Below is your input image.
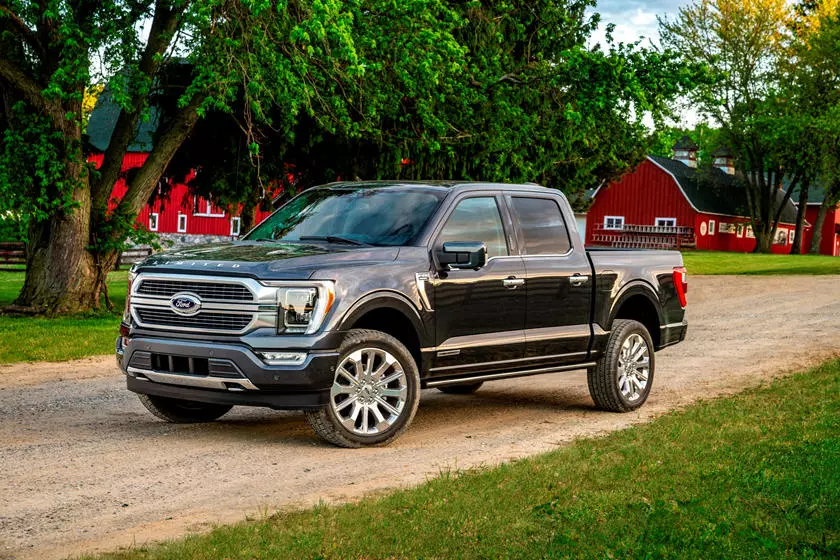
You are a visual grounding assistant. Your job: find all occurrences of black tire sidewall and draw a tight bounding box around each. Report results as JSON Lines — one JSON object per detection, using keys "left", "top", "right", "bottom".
{"left": 140, "top": 393, "right": 233, "bottom": 423}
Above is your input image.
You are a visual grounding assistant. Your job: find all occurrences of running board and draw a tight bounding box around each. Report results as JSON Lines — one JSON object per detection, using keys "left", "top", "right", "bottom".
{"left": 425, "top": 362, "right": 597, "bottom": 388}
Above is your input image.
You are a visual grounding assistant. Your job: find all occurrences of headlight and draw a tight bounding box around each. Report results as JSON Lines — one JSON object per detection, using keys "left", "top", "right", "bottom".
{"left": 263, "top": 281, "right": 335, "bottom": 334}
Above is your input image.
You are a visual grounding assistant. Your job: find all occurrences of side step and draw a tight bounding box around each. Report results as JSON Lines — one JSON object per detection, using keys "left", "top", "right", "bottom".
{"left": 424, "top": 362, "right": 597, "bottom": 388}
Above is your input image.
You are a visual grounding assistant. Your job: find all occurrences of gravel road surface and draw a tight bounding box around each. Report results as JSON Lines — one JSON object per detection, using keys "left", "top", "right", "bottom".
{"left": 1, "top": 275, "right": 839, "bottom": 559}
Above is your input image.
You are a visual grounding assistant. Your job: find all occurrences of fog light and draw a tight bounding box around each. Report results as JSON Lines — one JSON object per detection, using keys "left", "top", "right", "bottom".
{"left": 259, "top": 352, "right": 307, "bottom": 366}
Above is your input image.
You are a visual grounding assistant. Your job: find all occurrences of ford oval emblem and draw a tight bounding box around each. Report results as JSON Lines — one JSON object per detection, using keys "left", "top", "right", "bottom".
{"left": 169, "top": 292, "right": 201, "bottom": 316}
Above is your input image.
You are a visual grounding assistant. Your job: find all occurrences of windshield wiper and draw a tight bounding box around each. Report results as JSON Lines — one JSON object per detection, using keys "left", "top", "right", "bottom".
{"left": 299, "top": 235, "right": 369, "bottom": 246}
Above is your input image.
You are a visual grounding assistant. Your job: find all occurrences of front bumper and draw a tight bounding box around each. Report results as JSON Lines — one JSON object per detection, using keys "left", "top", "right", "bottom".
{"left": 117, "top": 332, "right": 342, "bottom": 410}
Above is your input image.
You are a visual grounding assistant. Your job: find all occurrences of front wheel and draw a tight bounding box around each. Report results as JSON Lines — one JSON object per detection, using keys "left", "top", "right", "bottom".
{"left": 305, "top": 329, "right": 421, "bottom": 448}
{"left": 587, "top": 319, "right": 655, "bottom": 412}
{"left": 137, "top": 393, "right": 233, "bottom": 423}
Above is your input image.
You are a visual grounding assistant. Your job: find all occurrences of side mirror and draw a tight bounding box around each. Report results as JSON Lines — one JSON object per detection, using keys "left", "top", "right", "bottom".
{"left": 437, "top": 241, "right": 487, "bottom": 270}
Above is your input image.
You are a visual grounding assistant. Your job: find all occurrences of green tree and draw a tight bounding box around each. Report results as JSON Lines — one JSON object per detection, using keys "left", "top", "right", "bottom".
{"left": 660, "top": 0, "right": 805, "bottom": 253}
{"left": 0, "top": 0, "right": 462, "bottom": 313}
{"left": 174, "top": 1, "right": 702, "bottom": 218}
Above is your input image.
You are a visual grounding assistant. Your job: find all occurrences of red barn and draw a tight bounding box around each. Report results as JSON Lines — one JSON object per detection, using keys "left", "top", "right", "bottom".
{"left": 793, "top": 186, "right": 840, "bottom": 257}
{"left": 586, "top": 139, "right": 803, "bottom": 254}
{"left": 86, "top": 93, "right": 275, "bottom": 243}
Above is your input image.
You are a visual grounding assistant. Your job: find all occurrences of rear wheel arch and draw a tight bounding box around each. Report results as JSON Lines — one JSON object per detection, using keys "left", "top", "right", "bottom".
{"left": 608, "top": 283, "right": 662, "bottom": 349}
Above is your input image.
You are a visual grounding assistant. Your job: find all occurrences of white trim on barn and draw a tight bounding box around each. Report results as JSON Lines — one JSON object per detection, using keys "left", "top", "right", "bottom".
{"left": 603, "top": 215, "right": 625, "bottom": 230}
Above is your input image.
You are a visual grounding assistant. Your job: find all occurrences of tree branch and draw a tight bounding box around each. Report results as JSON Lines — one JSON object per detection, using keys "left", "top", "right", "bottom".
{"left": 116, "top": 93, "right": 206, "bottom": 220}
{"left": 92, "top": 0, "right": 184, "bottom": 211}
{"left": 0, "top": 4, "right": 45, "bottom": 56}
{"left": 0, "top": 58, "right": 67, "bottom": 132}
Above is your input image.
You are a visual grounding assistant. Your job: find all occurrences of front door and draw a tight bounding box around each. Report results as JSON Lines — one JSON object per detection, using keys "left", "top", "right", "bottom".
{"left": 428, "top": 195, "right": 527, "bottom": 376}
{"left": 506, "top": 195, "right": 592, "bottom": 365}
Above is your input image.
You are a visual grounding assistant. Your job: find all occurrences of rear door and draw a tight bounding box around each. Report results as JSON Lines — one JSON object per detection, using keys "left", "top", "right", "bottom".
{"left": 506, "top": 194, "right": 592, "bottom": 365}
{"left": 428, "top": 194, "right": 527, "bottom": 375}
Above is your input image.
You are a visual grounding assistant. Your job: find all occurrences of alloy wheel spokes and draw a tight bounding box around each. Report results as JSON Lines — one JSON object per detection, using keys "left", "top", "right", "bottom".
{"left": 617, "top": 333, "right": 650, "bottom": 402}
{"left": 330, "top": 347, "right": 407, "bottom": 436}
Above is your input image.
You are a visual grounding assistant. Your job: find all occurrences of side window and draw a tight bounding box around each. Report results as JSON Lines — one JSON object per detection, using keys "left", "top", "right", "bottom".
{"left": 510, "top": 197, "right": 571, "bottom": 255}
{"left": 438, "top": 197, "right": 508, "bottom": 258}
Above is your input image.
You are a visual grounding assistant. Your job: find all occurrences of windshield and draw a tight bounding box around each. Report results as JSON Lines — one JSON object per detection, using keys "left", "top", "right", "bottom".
{"left": 245, "top": 186, "right": 446, "bottom": 247}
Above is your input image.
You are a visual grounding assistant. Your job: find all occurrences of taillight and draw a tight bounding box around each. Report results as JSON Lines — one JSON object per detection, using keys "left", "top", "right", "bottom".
{"left": 673, "top": 266, "right": 687, "bottom": 308}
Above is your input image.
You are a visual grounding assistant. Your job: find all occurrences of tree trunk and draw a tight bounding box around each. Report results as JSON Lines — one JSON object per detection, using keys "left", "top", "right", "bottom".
{"left": 809, "top": 200, "right": 830, "bottom": 255}
{"left": 790, "top": 183, "right": 809, "bottom": 254}
{"left": 13, "top": 172, "right": 104, "bottom": 314}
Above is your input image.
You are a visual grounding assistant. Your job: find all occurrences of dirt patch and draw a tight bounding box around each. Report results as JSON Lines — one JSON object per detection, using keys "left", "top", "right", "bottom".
{"left": 1, "top": 275, "right": 839, "bottom": 560}
{"left": 0, "top": 356, "right": 117, "bottom": 389}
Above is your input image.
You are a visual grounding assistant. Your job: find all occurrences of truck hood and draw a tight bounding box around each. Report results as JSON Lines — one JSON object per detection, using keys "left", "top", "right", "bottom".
{"left": 135, "top": 241, "right": 400, "bottom": 280}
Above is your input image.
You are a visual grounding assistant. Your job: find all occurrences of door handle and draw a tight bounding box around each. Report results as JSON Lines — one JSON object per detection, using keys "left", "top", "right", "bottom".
{"left": 502, "top": 276, "right": 525, "bottom": 289}
{"left": 569, "top": 274, "right": 590, "bottom": 287}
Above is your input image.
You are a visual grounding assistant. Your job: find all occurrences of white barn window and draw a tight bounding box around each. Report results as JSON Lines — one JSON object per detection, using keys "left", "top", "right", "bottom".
{"left": 149, "top": 213, "right": 159, "bottom": 232}
{"left": 177, "top": 214, "right": 187, "bottom": 233}
{"left": 708, "top": 219, "right": 716, "bottom": 236}
{"left": 231, "top": 217, "right": 241, "bottom": 236}
{"left": 604, "top": 216, "right": 625, "bottom": 230}
{"left": 655, "top": 217, "right": 676, "bottom": 228}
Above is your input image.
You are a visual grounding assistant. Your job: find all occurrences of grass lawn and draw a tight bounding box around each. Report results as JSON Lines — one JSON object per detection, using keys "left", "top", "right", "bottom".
{"left": 0, "top": 270, "right": 127, "bottom": 363}
{"left": 683, "top": 250, "right": 840, "bottom": 275}
{"left": 92, "top": 359, "right": 840, "bottom": 560}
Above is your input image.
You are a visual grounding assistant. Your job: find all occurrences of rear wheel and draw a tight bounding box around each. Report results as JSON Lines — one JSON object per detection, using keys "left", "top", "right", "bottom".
{"left": 305, "top": 329, "right": 420, "bottom": 448}
{"left": 437, "top": 382, "right": 483, "bottom": 395}
{"left": 137, "top": 394, "right": 233, "bottom": 423}
{"left": 587, "top": 319, "right": 654, "bottom": 412}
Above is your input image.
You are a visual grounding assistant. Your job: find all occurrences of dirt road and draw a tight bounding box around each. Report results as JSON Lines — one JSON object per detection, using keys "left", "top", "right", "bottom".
{"left": 2, "top": 275, "right": 839, "bottom": 559}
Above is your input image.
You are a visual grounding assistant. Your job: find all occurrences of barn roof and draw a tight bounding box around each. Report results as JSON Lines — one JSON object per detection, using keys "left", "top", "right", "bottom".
{"left": 647, "top": 155, "right": 799, "bottom": 224}
{"left": 789, "top": 180, "right": 830, "bottom": 205}
{"left": 86, "top": 88, "right": 160, "bottom": 153}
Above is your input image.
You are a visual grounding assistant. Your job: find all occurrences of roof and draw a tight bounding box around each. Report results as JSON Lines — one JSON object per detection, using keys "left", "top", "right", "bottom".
{"left": 86, "top": 88, "right": 160, "bottom": 152}
{"left": 646, "top": 155, "right": 799, "bottom": 224}
{"left": 712, "top": 146, "right": 733, "bottom": 158}
{"left": 789, "top": 180, "right": 830, "bottom": 205}
{"left": 320, "top": 180, "right": 547, "bottom": 189}
{"left": 672, "top": 135, "right": 698, "bottom": 151}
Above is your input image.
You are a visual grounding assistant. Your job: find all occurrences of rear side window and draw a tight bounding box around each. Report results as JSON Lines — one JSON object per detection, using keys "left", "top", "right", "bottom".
{"left": 510, "top": 197, "right": 571, "bottom": 255}
{"left": 438, "top": 197, "right": 509, "bottom": 258}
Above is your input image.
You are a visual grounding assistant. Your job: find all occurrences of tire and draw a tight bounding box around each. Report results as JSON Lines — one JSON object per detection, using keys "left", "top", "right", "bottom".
{"left": 305, "top": 329, "right": 421, "bottom": 448}
{"left": 137, "top": 393, "right": 233, "bottom": 423}
{"left": 437, "top": 382, "right": 484, "bottom": 395}
{"left": 587, "top": 319, "right": 655, "bottom": 413}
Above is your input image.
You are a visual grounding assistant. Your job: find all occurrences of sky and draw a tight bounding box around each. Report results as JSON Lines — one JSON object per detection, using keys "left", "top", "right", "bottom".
{"left": 589, "top": 0, "right": 692, "bottom": 48}
{"left": 589, "top": 0, "right": 701, "bottom": 127}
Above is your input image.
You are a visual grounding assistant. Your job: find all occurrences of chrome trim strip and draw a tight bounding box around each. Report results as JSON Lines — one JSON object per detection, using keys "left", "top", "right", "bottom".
{"left": 660, "top": 321, "right": 687, "bottom": 330}
{"left": 415, "top": 272, "right": 433, "bottom": 311}
{"left": 127, "top": 367, "right": 259, "bottom": 391}
{"left": 426, "top": 362, "right": 597, "bottom": 387}
{"left": 523, "top": 325, "right": 592, "bottom": 343}
{"left": 435, "top": 329, "right": 526, "bottom": 351}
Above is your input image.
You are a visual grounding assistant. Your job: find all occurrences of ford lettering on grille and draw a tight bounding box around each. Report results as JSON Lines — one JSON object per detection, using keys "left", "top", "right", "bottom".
{"left": 169, "top": 293, "right": 202, "bottom": 316}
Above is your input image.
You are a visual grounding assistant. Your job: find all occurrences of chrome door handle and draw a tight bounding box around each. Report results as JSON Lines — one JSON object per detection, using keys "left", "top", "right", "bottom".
{"left": 569, "top": 274, "right": 590, "bottom": 287}
{"left": 502, "top": 277, "right": 525, "bottom": 289}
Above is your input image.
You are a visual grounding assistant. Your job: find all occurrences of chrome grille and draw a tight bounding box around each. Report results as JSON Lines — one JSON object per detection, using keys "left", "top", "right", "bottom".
{"left": 136, "top": 308, "right": 253, "bottom": 332}
{"left": 137, "top": 279, "right": 253, "bottom": 301}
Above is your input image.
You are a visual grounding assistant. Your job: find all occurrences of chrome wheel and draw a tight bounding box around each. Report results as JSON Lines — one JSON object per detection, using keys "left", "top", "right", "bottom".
{"left": 330, "top": 348, "right": 408, "bottom": 436}
{"left": 617, "top": 333, "right": 650, "bottom": 402}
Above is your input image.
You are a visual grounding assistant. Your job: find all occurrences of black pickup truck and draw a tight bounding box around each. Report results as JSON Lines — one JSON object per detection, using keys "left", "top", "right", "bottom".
{"left": 117, "top": 181, "right": 688, "bottom": 447}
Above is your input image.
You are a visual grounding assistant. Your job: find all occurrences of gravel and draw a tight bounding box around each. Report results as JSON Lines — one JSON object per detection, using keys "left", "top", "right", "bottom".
{"left": 1, "top": 275, "right": 839, "bottom": 560}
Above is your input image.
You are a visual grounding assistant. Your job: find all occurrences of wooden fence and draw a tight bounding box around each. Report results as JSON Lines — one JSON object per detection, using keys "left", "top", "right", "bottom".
{"left": 0, "top": 243, "right": 153, "bottom": 271}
